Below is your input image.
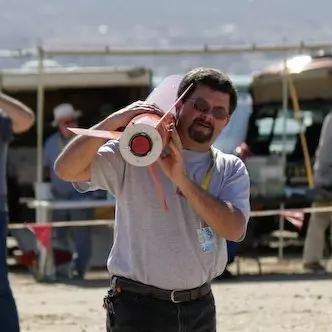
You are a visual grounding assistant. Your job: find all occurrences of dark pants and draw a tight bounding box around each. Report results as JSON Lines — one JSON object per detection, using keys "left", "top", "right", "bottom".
{"left": 0, "top": 211, "right": 20, "bottom": 332}
{"left": 105, "top": 287, "right": 216, "bottom": 332}
{"left": 227, "top": 240, "right": 237, "bottom": 265}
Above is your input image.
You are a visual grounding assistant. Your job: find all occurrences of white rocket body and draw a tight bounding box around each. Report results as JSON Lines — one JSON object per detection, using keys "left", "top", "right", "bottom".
{"left": 119, "top": 115, "right": 164, "bottom": 167}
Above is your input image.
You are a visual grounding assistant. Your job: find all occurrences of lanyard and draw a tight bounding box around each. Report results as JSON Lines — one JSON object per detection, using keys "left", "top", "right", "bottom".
{"left": 200, "top": 148, "right": 216, "bottom": 191}
{"left": 199, "top": 148, "right": 217, "bottom": 229}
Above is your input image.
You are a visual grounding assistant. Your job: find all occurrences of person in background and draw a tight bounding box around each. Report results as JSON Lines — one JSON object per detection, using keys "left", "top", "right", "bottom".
{"left": 0, "top": 92, "right": 35, "bottom": 332}
{"left": 43, "top": 103, "right": 94, "bottom": 279}
{"left": 303, "top": 111, "right": 332, "bottom": 272}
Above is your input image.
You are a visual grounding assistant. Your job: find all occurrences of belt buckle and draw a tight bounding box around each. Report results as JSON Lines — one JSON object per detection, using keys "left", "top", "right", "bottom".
{"left": 170, "top": 290, "right": 182, "bottom": 304}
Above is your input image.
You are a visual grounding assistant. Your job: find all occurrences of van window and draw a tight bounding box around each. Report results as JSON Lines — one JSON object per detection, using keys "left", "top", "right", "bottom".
{"left": 249, "top": 106, "right": 329, "bottom": 159}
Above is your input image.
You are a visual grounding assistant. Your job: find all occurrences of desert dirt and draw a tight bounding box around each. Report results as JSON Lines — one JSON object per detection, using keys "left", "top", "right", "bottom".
{"left": 10, "top": 257, "right": 332, "bottom": 332}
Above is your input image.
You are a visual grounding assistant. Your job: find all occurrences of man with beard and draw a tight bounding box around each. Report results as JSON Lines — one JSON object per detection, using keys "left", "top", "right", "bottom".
{"left": 54, "top": 67, "right": 251, "bottom": 332}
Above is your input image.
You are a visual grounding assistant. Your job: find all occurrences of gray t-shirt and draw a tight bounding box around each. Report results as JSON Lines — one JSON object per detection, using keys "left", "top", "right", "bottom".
{"left": 0, "top": 111, "right": 13, "bottom": 212}
{"left": 314, "top": 112, "right": 332, "bottom": 188}
{"left": 74, "top": 140, "right": 250, "bottom": 290}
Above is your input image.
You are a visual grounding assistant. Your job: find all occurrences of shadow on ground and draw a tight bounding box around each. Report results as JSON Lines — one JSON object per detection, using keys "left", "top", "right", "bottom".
{"left": 9, "top": 265, "right": 111, "bottom": 288}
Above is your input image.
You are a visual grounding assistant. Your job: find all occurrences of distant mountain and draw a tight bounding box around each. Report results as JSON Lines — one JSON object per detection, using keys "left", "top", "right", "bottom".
{"left": 0, "top": 0, "right": 331, "bottom": 75}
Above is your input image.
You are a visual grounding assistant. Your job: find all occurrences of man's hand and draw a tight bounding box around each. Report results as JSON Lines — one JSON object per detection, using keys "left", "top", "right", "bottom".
{"left": 158, "top": 128, "right": 187, "bottom": 186}
{"left": 109, "top": 101, "right": 164, "bottom": 130}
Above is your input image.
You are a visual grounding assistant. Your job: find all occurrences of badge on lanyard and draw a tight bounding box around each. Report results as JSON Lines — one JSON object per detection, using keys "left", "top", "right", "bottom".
{"left": 197, "top": 224, "right": 216, "bottom": 254}
{"left": 196, "top": 148, "right": 217, "bottom": 254}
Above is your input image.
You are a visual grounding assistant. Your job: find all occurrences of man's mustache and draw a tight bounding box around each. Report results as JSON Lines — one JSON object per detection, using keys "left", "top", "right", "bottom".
{"left": 192, "top": 119, "right": 214, "bottom": 130}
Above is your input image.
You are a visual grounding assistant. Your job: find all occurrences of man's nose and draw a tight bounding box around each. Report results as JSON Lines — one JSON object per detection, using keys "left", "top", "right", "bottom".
{"left": 200, "top": 113, "right": 214, "bottom": 123}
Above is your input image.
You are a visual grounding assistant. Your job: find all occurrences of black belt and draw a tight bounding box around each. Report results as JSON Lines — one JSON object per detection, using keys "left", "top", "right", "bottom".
{"left": 110, "top": 276, "right": 211, "bottom": 304}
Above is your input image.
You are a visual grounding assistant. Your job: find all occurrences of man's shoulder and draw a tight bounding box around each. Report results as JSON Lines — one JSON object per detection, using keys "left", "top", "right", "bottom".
{"left": 98, "top": 140, "right": 121, "bottom": 157}
{"left": 322, "top": 112, "right": 332, "bottom": 130}
{"left": 102, "top": 139, "right": 120, "bottom": 150}
{"left": 213, "top": 149, "right": 249, "bottom": 185}
{"left": 213, "top": 148, "right": 245, "bottom": 170}
{"left": 326, "top": 112, "right": 332, "bottom": 121}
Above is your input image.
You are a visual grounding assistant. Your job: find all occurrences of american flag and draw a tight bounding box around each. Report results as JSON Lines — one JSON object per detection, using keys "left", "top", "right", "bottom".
{"left": 279, "top": 210, "right": 305, "bottom": 229}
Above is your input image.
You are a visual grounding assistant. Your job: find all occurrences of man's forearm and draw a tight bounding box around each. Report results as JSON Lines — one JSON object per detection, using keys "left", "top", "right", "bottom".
{"left": 54, "top": 114, "right": 121, "bottom": 182}
{"left": 177, "top": 176, "right": 246, "bottom": 241}
{"left": 0, "top": 93, "right": 35, "bottom": 133}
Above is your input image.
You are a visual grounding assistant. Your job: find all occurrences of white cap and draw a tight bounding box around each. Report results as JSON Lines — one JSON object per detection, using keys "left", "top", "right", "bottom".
{"left": 51, "top": 103, "right": 82, "bottom": 127}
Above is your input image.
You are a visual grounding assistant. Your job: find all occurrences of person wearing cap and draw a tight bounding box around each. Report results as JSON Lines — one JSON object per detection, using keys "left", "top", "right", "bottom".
{"left": 0, "top": 92, "right": 35, "bottom": 332}
{"left": 54, "top": 68, "right": 251, "bottom": 331}
{"left": 43, "top": 103, "right": 94, "bottom": 279}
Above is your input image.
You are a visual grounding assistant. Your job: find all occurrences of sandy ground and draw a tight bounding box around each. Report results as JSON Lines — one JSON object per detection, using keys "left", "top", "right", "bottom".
{"left": 9, "top": 257, "right": 332, "bottom": 332}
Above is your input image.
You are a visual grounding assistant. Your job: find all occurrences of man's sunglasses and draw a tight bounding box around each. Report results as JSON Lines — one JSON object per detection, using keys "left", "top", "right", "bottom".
{"left": 186, "top": 98, "right": 229, "bottom": 120}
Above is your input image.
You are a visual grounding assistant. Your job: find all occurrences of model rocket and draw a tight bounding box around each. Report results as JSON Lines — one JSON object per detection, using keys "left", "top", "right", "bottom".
{"left": 68, "top": 75, "right": 190, "bottom": 211}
